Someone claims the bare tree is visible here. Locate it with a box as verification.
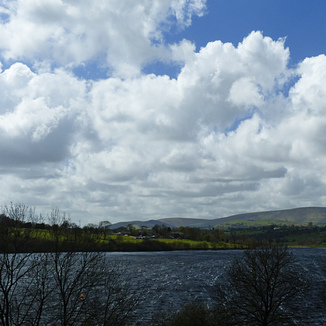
[89,261,143,326]
[47,251,101,325]
[0,202,44,252]
[0,203,142,325]
[47,251,142,326]
[98,221,112,240]
[48,207,75,251]
[0,250,142,326]
[213,245,310,326]
[0,253,51,326]
[0,203,49,325]
[2,202,28,223]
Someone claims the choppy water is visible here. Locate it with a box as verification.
[106,248,326,325]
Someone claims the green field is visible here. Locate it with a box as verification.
[2,218,326,253]
[102,235,241,250]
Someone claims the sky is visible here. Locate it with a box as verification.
[1,0,326,225]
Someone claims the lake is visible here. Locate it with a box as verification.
[105,248,326,325]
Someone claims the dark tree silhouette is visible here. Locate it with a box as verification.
[213,245,310,326]
[47,251,143,325]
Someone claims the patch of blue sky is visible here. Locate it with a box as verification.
[222,111,257,135]
[72,61,110,81]
[0,11,10,24]
[142,60,182,79]
[162,0,326,67]
[276,74,301,98]
[0,56,19,72]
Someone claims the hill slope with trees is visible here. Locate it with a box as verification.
[110,207,326,229]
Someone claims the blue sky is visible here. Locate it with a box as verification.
[0,0,326,225]
[145,0,326,77]
[210,1,325,64]
[216,1,323,60]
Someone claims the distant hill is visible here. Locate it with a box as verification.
[207,207,326,228]
[109,207,326,229]
[109,219,176,230]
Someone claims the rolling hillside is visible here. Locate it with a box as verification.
[109,207,326,229]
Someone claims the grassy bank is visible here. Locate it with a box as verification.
[0,226,242,253]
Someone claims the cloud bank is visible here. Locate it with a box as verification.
[0,0,326,224]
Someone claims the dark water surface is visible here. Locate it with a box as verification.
[106,248,326,325]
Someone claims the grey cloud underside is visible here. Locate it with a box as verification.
[0,120,74,166]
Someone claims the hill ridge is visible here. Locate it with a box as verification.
[110,207,326,229]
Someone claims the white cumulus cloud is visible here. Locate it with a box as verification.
[0,0,206,77]
[0,0,326,224]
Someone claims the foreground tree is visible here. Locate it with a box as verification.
[0,203,47,326]
[214,245,310,326]
[151,302,216,326]
[0,241,53,326]
[0,204,141,325]
[87,260,143,326]
[48,251,100,325]
[0,251,142,326]
[47,251,143,326]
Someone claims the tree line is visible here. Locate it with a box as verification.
[0,203,238,252]
[1,203,325,253]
